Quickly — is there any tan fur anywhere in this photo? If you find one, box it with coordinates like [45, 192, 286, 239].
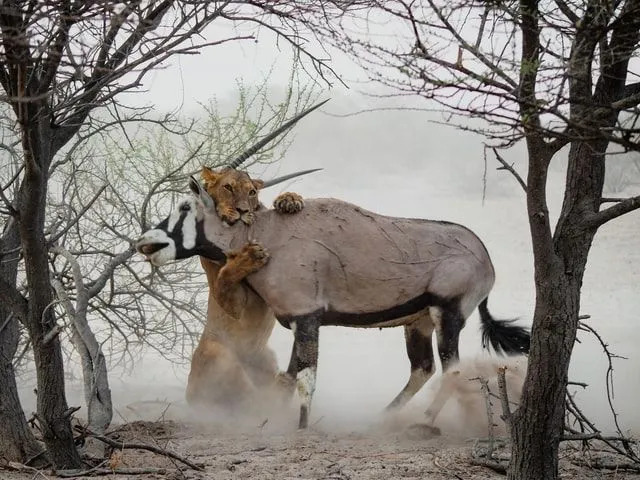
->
[201, 166, 264, 225]
[423, 356, 526, 436]
[186, 167, 303, 408]
[273, 192, 304, 214]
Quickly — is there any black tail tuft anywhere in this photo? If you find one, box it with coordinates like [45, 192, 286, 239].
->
[479, 298, 530, 355]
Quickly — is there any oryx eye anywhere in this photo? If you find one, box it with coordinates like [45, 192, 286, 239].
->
[224, 184, 233, 193]
[249, 189, 256, 196]
[179, 203, 191, 212]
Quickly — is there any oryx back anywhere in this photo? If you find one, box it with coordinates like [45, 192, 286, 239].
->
[214, 198, 495, 321]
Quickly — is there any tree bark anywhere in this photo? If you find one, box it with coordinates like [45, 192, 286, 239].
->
[509, 137, 603, 479]
[0, 219, 44, 465]
[17, 124, 81, 468]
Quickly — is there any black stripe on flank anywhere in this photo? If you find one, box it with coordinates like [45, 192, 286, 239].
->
[277, 291, 458, 329]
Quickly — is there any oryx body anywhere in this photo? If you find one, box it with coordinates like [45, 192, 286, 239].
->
[137, 181, 530, 428]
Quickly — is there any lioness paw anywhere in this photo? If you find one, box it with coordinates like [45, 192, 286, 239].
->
[242, 242, 269, 266]
[273, 192, 304, 214]
[273, 371, 296, 399]
[241, 211, 256, 225]
[219, 206, 241, 225]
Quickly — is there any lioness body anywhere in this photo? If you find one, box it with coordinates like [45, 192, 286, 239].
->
[186, 167, 303, 408]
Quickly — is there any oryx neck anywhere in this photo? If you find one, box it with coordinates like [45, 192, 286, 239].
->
[201, 213, 252, 256]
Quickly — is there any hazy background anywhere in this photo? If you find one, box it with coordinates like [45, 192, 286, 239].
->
[18, 29, 640, 436]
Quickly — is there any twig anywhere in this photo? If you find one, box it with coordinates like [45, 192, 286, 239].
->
[56, 467, 169, 477]
[2, 462, 50, 479]
[570, 458, 640, 472]
[577, 320, 637, 460]
[474, 376, 495, 459]
[567, 381, 588, 389]
[42, 324, 62, 345]
[497, 366, 513, 437]
[493, 147, 527, 192]
[73, 426, 204, 471]
[0, 312, 14, 335]
[469, 458, 507, 474]
[562, 433, 637, 442]
[564, 386, 638, 461]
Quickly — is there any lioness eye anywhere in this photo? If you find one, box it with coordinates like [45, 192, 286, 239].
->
[249, 189, 256, 196]
[180, 203, 191, 212]
[224, 184, 233, 193]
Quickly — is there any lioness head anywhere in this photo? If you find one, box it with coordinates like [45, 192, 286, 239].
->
[201, 166, 264, 225]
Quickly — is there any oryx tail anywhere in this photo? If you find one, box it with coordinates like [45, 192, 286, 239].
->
[479, 298, 530, 355]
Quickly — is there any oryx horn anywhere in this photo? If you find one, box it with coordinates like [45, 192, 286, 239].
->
[227, 99, 329, 169]
[262, 168, 323, 189]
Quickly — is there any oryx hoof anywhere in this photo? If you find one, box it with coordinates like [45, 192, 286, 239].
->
[273, 192, 304, 214]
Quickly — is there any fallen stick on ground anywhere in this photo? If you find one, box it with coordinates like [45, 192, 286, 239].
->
[73, 426, 204, 471]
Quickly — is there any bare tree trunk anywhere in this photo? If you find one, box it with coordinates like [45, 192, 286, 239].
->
[0, 313, 45, 464]
[19, 155, 81, 468]
[509, 138, 603, 479]
[0, 220, 44, 464]
[509, 272, 582, 478]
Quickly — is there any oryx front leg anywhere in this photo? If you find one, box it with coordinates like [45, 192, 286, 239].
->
[289, 315, 320, 429]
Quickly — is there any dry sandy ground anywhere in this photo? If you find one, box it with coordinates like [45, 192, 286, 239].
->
[3, 414, 639, 480]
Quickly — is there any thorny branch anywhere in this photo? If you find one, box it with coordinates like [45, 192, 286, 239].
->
[73, 426, 204, 471]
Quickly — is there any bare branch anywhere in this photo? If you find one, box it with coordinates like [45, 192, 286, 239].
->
[0, 276, 28, 322]
[492, 147, 527, 192]
[586, 194, 640, 228]
[497, 366, 512, 437]
[74, 426, 204, 471]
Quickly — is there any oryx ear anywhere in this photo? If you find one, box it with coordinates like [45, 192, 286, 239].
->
[189, 176, 215, 210]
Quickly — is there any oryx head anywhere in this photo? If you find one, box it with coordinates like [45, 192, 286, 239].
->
[136, 177, 223, 266]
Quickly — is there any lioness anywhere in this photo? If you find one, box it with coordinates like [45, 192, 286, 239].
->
[186, 166, 303, 409]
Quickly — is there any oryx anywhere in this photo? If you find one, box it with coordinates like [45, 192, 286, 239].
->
[137, 178, 530, 429]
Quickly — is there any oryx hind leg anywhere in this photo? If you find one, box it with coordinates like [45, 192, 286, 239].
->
[385, 310, 435, 411]
[433, 304, 465, 372]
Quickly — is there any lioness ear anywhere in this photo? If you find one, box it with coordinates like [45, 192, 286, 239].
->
[201, 166, 222, 186]
[252, 179, 265, 190]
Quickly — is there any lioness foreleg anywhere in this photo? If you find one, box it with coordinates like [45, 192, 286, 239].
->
[213, 242, 269, 318]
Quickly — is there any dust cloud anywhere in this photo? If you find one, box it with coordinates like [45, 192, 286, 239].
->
[18, 92, 639, 442]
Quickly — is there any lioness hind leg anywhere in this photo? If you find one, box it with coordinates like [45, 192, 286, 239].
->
[273, 192, 304, 214]
[423, 370, 461, 425]
[214, 243, 269, 317]
[186, 339, 256, 408]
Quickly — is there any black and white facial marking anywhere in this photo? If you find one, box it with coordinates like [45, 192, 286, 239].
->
[136, 197, 225, 266]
